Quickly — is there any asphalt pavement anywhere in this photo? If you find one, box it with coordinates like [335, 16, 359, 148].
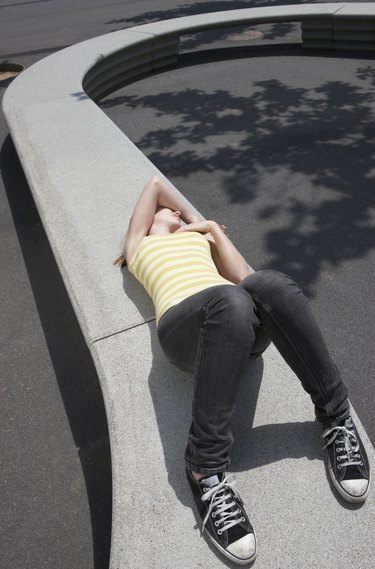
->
[1, 1, 374, 568]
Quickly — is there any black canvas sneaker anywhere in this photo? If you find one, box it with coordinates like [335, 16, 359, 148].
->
[186, 468, 257, 565]
[323, 416, 370, 503]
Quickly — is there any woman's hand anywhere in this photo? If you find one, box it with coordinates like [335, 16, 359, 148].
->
[175, 220, 226, 234]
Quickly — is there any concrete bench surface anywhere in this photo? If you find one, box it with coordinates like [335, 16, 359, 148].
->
[3, 4, 375, 568]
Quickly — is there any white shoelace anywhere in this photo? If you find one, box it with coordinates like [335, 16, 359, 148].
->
[201, 474, 245, 535]
[323, 425, 362, 469]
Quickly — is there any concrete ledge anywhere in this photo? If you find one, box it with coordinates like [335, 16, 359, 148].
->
[92, 327, 375, 568]
[333, 4, 375, 51]
[2, 4, 375, 568]
[303, 3, 375, 49]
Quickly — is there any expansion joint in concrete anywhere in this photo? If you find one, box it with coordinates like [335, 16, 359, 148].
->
[91, 317, 156, 346]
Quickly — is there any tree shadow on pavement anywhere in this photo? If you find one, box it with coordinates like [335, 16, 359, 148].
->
[106, 0, 321, 26]
[99, 47, 375, 297]
[0, 0, 52, 11]
[0, 135, 112, 569]
[104, 0, 322, 48]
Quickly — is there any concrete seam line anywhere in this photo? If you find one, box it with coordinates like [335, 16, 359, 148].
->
[332, 3, 348, 15]
[90, 318, 157, 345]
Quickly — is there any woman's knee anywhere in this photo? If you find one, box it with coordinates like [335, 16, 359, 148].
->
[202, 285, 257, 329]
[240, 270, 301, 300]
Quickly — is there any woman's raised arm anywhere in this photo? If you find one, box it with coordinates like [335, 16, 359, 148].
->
[119, 176, 200, 265]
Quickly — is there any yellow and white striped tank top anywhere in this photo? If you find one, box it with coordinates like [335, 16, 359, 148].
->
[128, 231, 235, 324]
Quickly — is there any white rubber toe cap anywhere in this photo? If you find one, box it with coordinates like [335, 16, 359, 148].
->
[341, 478, 369, 497]
[226, 534, 256, 561]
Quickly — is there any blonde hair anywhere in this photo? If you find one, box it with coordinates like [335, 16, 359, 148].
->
[112, 253, 126, 267]
[112, 231, 127, 268]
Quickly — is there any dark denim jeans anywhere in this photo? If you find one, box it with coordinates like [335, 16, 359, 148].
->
[157, 270, 349, 475]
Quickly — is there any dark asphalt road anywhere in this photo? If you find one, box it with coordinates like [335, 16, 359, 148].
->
[1, 1, 374, 568]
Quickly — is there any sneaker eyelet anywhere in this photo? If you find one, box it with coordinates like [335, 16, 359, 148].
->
[203, 488, 207, 492]
[214, 521, 220, 527]
[360, 462, 363, 466]
[338, 465, 342, 470]
[217, 530, 222, 535]
[241, 516, 245, 522]
[211, 513, 216, 518]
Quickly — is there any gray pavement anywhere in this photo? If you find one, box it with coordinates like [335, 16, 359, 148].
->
[1, 1, 374, 568]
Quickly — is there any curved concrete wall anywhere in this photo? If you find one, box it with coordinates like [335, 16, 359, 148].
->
[3, 5, 375, 568]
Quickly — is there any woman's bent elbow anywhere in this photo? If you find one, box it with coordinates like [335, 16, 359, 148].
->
[150, 175, 161, 186]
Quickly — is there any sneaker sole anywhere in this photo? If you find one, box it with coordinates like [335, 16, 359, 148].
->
[327, 464, 370, 503]
[203, 526, 257, 566]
